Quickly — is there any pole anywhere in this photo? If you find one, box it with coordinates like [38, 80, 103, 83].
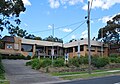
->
[52, 24, 54, 66]
[78, 41, 80, 58]
[87, 1, 91, 74]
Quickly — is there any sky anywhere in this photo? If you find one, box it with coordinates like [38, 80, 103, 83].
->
[1, 0, 120, 43]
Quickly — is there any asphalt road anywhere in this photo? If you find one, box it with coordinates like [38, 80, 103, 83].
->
[57, 75, 120, 84]
[2, 60, 62, 84]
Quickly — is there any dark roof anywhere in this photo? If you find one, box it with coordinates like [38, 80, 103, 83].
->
[2, 36, 15, 43]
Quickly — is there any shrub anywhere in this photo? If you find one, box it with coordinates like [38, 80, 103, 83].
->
[26, 61, 32, 66]
[41, 58, 52, 68]
[92, 57, 109, 68]
[53, 58, 64, 67]
[0, 56, 5, 74]
[79, 56, 88, 64]
[109, 54, 119, 58]
[69, 57, 80, 67]
[109, 57, 120, 63]
[31, 59, 41, 70]
[24, 55, 31, 60]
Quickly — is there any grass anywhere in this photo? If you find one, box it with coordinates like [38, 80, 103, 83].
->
[61, 71, 120, 80]
[0, 74, 5, 80]
[51, 68, 120, 76]
[0, 80, 10, 84]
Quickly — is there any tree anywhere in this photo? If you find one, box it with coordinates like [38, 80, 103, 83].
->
[69, 39, 77, 43]
[8, 26, 28, 37]
[0, 0, 26, 37]
[34, 36, 42, 40]
[43, 35, 63, 43]
[98, 14, 120, 44]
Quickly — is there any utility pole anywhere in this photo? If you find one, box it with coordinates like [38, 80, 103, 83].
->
[52, 24, 54, 66]
[87, 1, 91, 74]
[78, 41, 80, 58]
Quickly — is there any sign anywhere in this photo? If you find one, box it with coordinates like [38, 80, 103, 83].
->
[51, 49, 54, 56]
[65, 53, 69, 61]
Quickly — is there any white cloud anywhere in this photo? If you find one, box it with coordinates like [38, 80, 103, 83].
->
[49, 0, 83, 9]
[24, 23, 28, 27]
[99, 16, 112, 23]
[82, 0, 120, 10]
[49, 0, 60, 9]
[48, 25, 52, 29]
[80, 30, 88, 38]
[62, 28, 72, 32]
[71, 35, 76, 39]
[22, 0, 31, 6]
[99, 13, 120, 23]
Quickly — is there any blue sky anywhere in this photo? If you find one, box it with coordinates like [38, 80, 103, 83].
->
[1, 0, 120, 43]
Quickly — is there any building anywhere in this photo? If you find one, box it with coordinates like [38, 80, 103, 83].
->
[64, 39, 108, 58]
[0, 36, 108, 57]
[0, 36, 63, 57]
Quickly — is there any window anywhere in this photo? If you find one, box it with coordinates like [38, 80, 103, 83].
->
[21, 44, 33, 52]
[7, 44, 13, 49]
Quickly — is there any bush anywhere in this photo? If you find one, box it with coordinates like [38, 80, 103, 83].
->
[109, 54, 119, 58]
[92, 57, 109, 68]
[53, 58, 64, 67]
[26, 61, 32, 66]
[79, 56, 88, 64]
[109, 57, 120, 63]
[0, 55, 5, 74]
[24, 55, 31, 60]
[69, 57, 80, 67]
[41, 58, 52, 68]
[31, 59, 41, 70]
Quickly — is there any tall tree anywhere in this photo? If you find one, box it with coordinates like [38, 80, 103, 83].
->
[8, 26, 28, 37]
[0, 0, 26, 37]
[98, 14, 120, 44]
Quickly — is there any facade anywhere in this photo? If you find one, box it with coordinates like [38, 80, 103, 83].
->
[0, 36, 108, 57]
[64, 39, 108, 58]
[0, 36, 63, 57]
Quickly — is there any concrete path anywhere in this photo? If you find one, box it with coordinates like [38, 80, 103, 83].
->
[2, 60, 63, 84]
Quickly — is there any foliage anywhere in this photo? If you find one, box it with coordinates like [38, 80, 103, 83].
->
[53, 58, 64, 67]
[0, 0, 26, 37]
[92, 57, 110, 68]
[43, 35, 63, 43]
[0, 55, 5, 74]
[31, 59, 41, 70]
[69, 57, 80, 67]
[97, 14, 120, 44]
[41, 58, 52, 68]
[69, 39, 77, 43]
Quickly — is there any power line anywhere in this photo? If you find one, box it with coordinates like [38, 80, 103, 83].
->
[62, 21, 86, 39]
[29, 20, 85, 33]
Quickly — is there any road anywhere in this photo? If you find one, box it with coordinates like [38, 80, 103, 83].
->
[2, 60, 63, 84]
[57, 75, 120, 84]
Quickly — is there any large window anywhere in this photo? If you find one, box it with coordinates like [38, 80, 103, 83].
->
[21, 44, 33, 52]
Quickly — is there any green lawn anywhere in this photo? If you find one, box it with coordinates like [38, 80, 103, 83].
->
[51, 68, 120, 76]
[61, 71, 120, 80]
[50, 68, 120, 80]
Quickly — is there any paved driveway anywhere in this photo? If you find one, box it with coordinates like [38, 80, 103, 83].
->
[2, 60, 62, 84]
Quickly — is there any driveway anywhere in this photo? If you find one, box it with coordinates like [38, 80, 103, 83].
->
[2, 60, 63, 84]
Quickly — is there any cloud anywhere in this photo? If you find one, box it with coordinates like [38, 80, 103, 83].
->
[80, 30, 88, 38]
[62, 28, 72, 32]
[82, 0, 120, 10]
[24, 23, 28, 27]
[49, 0, 60, 9]
[48, 25, 52, 29]
[49, 0, 83, 9]
[99, 13, 120, 23]
[22, 0, 31, 6]
[71, 35, 76, 39]
[99, 16, 112, 23]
